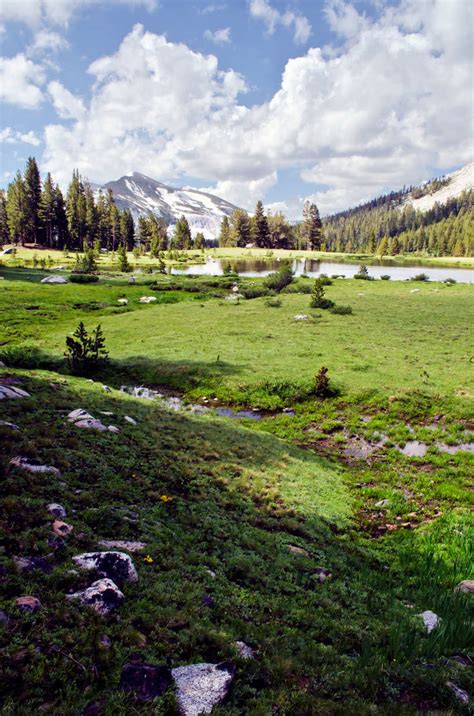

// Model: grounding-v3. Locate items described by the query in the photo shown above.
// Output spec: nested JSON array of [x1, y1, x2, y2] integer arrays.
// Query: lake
[[171, 258, 474, 283]]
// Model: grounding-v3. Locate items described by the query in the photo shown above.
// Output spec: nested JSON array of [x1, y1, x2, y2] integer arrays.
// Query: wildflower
[[143, 555, 154, 564], [160, 495, 173, 503]]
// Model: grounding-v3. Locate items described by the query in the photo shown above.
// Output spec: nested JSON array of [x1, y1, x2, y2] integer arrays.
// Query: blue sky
[[0, 0, 472, 217]]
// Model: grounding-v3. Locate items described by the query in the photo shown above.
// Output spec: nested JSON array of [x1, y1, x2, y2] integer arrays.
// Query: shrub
[[69, 273, 99, 284], [240, 285, 269, 299], [65, 321, 109, 374], [411, 273, 429, 282], [315, 366, 335, 398], [265, 297, 281, 308], [310, 278, 334, 309], [264, 263, 294, 293], [317, 274, 333, 285], [444, 277, 457, 284], [330, 305, 353, 315], [354, 264, 374, 280], [380, 274, 391, 280], [73, 248, 97, 274]]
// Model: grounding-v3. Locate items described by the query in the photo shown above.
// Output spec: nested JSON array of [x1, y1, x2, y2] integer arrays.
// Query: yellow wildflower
[[159, 495, 173, 503], [143, 555, 154, 564]]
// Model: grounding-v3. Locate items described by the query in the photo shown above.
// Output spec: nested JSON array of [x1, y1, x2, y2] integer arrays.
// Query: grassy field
[[0, 263, 473, 713]]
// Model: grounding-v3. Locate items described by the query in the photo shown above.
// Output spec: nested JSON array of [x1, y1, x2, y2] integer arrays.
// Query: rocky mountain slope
[[98, 172, 239, 239], [406, 161, 474, 212]]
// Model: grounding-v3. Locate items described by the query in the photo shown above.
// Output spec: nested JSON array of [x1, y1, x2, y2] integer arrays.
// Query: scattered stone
[[120, 661, 173, 702], [172, 662, 235, 716], [139, 296, 157, 303], [100, 411, 114, 416], [117, 298, 128, 305], [456, 580, 474, 594], [399, 440, 428, 458], [0, 608, 10, 624], [67, 409, 113, 432], [288, 544, 310, 557], [67, 578, 124, 615], [128, 276, 136, 284], [40, 276, 68, 284], [0, 360, 5, 367], [446, 681, 470, 705], [99, 635, 112, 649], [67, 408, 95, 422], [235, 641, 255, 659], [410, 288, 420, 293], [10, 456, 60, 476], [48, 536, 66, 551], [419, 610, 440, 633], [107, 425, 120, 433], [293, 314, 309, 321], [205, 568, 216, 578], [15, 596, 41, 612], [375, 499, 390, 508], [102, 385, 111, 392], [450, 654, 472, 667], [53, 520, 73, 536], [98, 540, 146, 553], [47, 503, 67, 518], [314, 566, 332, 583], [0, 385, 30, 400], [124, 415, 137, 425], [14, 556, 53, 574], [0, 420, 20, 430], [51, 265, 66, 270], [73, 551, 138, 584]]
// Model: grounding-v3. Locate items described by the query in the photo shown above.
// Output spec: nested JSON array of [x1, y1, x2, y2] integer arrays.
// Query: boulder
[[52, 520, 73, 536], [419, 610, 440, 633], [67, 409, 117, 433], [235, 641, 255, 660], [124, 415, 137, 425], [446, 681, 470, 705], [139, 296, 157, 304], [40, 275, 68, 284], [0, 385, 30, 400], [456, 580, 474, 594], [128, 276, 136, 284], [172, 662, 235, 716], [10, 456, 60, 476], [314, 566, 332, 583], [293, 314, 309, 321], [14, 556, 53, 574], [68, 409, 94, 422], [0, 420, 20, 430], [120, 661, 173, 702], [15, 596, 41, 612], [107, 425, 120, 433], [67, 578, 123, 615], [117, 298, 128, 305], [73, 551, 138, 584], [98, 540, 146, 553], [288, 544, 310, 557], [47, 503, 67, 518]]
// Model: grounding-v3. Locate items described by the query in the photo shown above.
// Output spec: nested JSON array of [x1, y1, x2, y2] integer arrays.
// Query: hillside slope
[[407, 162, 474, 212]]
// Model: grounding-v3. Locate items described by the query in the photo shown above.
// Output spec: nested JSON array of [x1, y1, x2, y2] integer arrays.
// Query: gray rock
[[456, 579, 474, 594], [0, 420, 20, 431], [107, 425, 120, 433], [375, 499, 390, 508], [0, 385, 30, 400], [120, 661, 173, 701], [446, 681, 469, 705], [99, 634, 112, 649], [293, 314, 309, 321], [128, 276, 136, 284], [40, 275, 68, 284], [47, 503, 67, 519], [0, 360, 5, 368], [124, 415, 137, 425], [139, 296, 157, 303], [14, 556, 53, 574], [419, 610, 440, 633], [171, 662, 235, 716], [314, 566, 332, 583], [15, 595, 42, 612], [98, 540, 146, 553], [75, 418, 109, 432], [10, 456, 60, 476], [67, 408, 95, 422], [67, 578, 124, 615], [235, 641, 255, 660], [288, 544, 310, 557], [102, 385, 111, 392], [73, 551, 138, 584]]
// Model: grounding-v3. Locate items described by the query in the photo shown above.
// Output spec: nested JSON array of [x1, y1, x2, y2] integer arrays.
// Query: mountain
[[98, 172, 239, 239], [404, 161, 474, 212]]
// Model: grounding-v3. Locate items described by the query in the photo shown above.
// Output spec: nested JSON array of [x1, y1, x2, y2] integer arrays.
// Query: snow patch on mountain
[[97, 172, 239, 240], [406, 162, 474, 212]]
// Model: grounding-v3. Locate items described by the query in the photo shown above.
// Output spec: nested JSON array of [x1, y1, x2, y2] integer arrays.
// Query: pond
[[171, 258, 474, 283]]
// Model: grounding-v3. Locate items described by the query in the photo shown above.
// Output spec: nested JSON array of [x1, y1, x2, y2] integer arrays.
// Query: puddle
[[214, 407, 262, 421], [399, 440, 429, 457], [436, 442, 474, 455], [343, 434, 388, 459]]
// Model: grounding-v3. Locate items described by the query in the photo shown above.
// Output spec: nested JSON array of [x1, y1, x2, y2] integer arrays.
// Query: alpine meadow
[[0, 1, 473, 715]]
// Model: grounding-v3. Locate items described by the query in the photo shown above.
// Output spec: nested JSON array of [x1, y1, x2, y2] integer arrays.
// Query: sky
[[0, 0, 472, 218]]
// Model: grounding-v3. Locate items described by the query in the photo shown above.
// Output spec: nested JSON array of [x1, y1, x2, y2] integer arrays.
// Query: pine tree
[[39, 173, 56, 248], [302, 201, 323, 251], [120, 209, 135, 251], [0, 190, 10, 247], [173, 215, 192, 249], [230, 208, 251, 247], [66, 170, 87, 249], [117, 243, 130, 272], [54, 185, 69, 249], [84, 181, 97, 248], [218, 215, 232, 247], [24, 157, 42, 244], [194, 231, 205, 249], [253, 200, 270, 248], [6, 171, 28, 245]]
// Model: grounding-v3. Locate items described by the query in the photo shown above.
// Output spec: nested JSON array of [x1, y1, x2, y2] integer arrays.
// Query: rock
[[0, 608, 10, 624], [75, 418, 109, 432], [205, 568, 216, 578], [52, 520, 73, 536], [47, 503, 67, 518], [67, 578, 124, 615], [0, 360, 5, 367], [288, 544, 310, 557], [172, 662, 235, 716], [102, 385, 111, 392], [235, 641, 255, 659], [139, 296, 157, 303], [375, 499, 390, 508], [15, 596, 41, 612], [98, 540, 146, 553], [456, 580, 474, 594], [293, 314, 309, 321], [107, 425, 120, 433], [10, 456, 60, 476], [51, 265, 66, 270], [14, 556, 53, 574], [124, 415, 137, 425], [48, 536, 66, 551], [120, 661, 173, 702], [99, 635, 112, 649], [410, 288, 420, 293], [117, 298, 128, 305], [72, 551, 138, 584], [419, 610, 440, 633], [100, 411, 114, 416], [128, 276, 136, 284], [0, 420, 20, 430], [446, 681, 469, 705], [40, 275, 68, 284], [0, 385, 30, 400], [68, 409, 94, 422], [314, 566, 332, 583]]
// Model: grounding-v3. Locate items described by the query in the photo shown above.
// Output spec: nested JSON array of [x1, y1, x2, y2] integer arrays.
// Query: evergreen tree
[[39, 173, 56, 248], [302, 201, 323, 251], [6, 171, 28, 245], [218, 215, 232, 246], [120, 209, 135, 251], [117, 243, 130, 272], [24, 157, 42, 243], [173, 215, 192, 249], [252, 200, 270, 248], [54, 185, 69, 249], [66, 170, 87, 249], [230, 208, 252, 247], [0, 190, 10, 247], [267, 211, 294, 249], [194, 231, 205, 249]]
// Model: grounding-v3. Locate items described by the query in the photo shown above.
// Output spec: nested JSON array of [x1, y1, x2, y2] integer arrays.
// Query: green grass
[[0, 266, 473, 713]]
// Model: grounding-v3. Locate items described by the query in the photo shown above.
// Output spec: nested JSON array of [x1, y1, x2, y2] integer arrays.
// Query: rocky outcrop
[[67, 578, 124, 615], [171, 662, 235, 716], [40, 276, 68, 284], [67, 409, 120, 433], [0, 385, 30, 400], [456, 580, 474, 594], [47, 503, 67, 518], [72, 551, 138, 584], [98, 540, 146, 553], [10, 456, 60, 476]]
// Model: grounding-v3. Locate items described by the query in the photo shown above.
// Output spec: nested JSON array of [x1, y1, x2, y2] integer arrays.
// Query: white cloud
[[42, 1, 474, 215], [204, 27, 231, 44], [0, 54, 45, 108], [48, 80, 85, 120], [28, 29, 69, 57], [249, 0, 311, 44], [0, 127, 41, 146], [199, 3, 227, 14], [0, 0, 158, 29]]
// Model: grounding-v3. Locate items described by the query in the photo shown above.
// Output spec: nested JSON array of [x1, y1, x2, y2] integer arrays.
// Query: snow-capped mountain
[[405, 161, 474, 212], [98, 172, 239, 239]]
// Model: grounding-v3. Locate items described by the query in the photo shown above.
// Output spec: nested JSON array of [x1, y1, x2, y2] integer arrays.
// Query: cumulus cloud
[[0, 0, 157, 28], [0, 127, 41, 146], [204, 27, 231, 44], [48, 81, 86, 120], [0, 54, 45, 108], [42, 1, 474, 215], [28, 30, 69, 57], [249, 0, 311, 44]]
